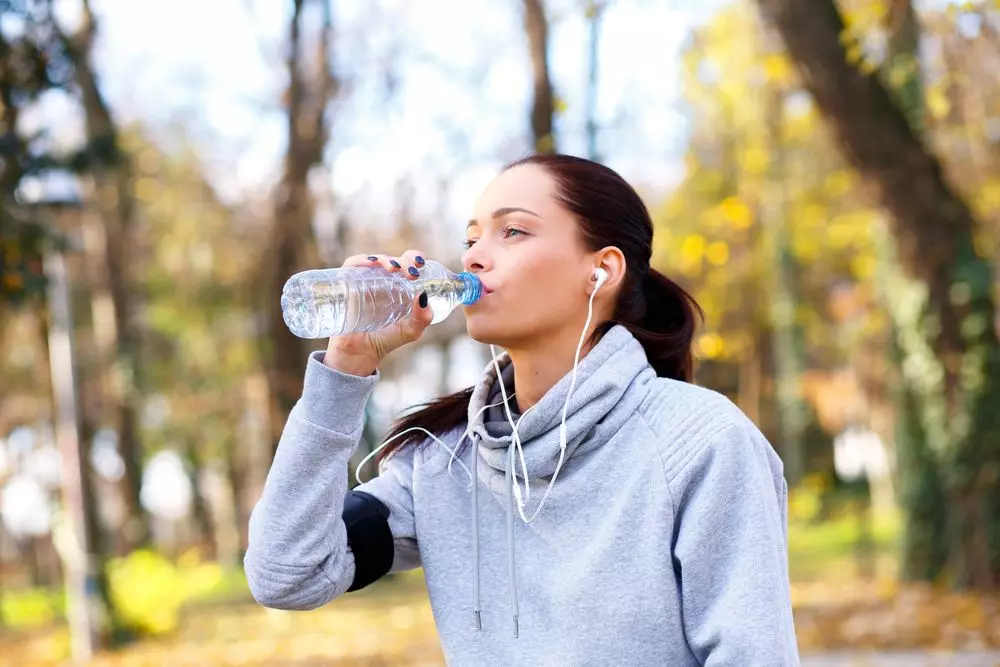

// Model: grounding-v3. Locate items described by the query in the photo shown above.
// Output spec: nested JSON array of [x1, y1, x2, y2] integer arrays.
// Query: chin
[[464, 316, 503, 346], [464, 313, 534, 350]]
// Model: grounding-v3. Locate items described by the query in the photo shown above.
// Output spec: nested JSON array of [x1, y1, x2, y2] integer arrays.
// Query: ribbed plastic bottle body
[[280, 260, 482, 339]]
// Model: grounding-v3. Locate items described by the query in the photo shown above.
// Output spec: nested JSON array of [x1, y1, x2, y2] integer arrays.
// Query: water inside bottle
[[309, 269, 410, 335]]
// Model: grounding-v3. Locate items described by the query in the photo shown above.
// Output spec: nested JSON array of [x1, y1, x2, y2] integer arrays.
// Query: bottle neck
[[457, 272, 483, 305]]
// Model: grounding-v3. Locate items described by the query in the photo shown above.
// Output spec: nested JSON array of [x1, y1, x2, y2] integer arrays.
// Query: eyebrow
[[467, 207, 540, 229]]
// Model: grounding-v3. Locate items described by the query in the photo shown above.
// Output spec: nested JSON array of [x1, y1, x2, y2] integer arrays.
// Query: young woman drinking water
[[245, 154, 800, 665]]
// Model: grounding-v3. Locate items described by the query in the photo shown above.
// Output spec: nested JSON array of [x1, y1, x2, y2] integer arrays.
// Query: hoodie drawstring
[[470, 431, 521, 639], [472, 433, 483, 631], [506, 444, 520, 638]]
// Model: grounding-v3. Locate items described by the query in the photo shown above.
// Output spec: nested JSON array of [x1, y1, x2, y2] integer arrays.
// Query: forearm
[[244, 352, 377, 608]]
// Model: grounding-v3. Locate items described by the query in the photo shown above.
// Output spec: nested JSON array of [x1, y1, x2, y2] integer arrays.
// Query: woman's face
[[462, 164, 597, 348]]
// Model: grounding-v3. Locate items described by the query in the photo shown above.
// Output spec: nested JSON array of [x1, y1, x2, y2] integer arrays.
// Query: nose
[[462, 241, 492, 274]]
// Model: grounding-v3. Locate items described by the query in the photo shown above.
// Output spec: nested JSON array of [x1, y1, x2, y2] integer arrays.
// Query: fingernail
[[419, 292, 428, 308], [390, 259, 401, 268], [415, 255, 425, 265], [408, 266, 419, 277], [367, 255, 378, 261]]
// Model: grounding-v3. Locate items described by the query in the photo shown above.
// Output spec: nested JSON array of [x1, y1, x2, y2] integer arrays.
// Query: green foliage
[[1, 586, 64, 630], [105, 549, 224, 637]]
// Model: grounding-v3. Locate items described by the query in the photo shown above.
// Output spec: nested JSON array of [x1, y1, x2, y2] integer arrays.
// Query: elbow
[[246, 577, 322, 611], [243, 552, 343, 611]]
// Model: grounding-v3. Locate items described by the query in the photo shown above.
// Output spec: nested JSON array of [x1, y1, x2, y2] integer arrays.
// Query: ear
[[588, 246, 627, 295]]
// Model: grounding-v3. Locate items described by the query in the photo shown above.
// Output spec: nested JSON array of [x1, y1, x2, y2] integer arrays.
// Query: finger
[[397, 249, 427, 280], [408, 291, 434, 332], [370, 254, 402, 273], [343, 253, 382, 268]]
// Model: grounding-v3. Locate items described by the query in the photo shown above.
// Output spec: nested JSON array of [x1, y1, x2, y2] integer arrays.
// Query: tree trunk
[[54, 0, 151, 549], [523, 0, 556, 153], [264, 0, 338, 451], [184, 440, 217, 561], [879, 0, 949, 582], [763, 86, 806, 487], [224, 435, 249, 563], [755, 0, 1000, 587]]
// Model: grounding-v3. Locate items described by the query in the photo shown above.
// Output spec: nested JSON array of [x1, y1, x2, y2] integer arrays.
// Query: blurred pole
[[584, 0, 607, 161], [44, 245, 101, 661]]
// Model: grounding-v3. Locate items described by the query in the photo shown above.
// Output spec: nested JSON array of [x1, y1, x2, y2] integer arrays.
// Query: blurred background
[[1, 0, 999, 664]]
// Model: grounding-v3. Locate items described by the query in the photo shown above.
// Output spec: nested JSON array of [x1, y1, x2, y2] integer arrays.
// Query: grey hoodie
[[245, 325, 800, 665]]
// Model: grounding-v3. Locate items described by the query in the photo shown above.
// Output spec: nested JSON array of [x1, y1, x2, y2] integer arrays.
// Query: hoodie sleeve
[[244, 351, 419, 611], [667, 421, 800, 666]]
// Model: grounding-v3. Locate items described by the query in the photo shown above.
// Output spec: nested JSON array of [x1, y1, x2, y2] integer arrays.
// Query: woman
[[245, 154, 800, 665]]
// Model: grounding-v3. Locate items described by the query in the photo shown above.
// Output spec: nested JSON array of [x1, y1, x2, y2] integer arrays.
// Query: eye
[[500, 224, 526, 239], [463, 238, 478, 250]]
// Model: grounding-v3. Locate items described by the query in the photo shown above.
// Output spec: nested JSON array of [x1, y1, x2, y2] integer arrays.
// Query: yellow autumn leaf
[[706, 240, 730, 266], [793, 235, 821, 263], [801, 202, 826, 227], [763, 54, 792, 84], [742, 146, 769, 176], [697, 332, 725, 359], [975, 180, 1000, 212], [680, 234, 706, 264], [719, 196, 752, 228], [927, 87, 951, 119], [851, 254, 877, 279], [824, 171, 854, 197]]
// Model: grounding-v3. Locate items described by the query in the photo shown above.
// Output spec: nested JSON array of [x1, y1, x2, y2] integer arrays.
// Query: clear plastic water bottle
[[281, 260, 483, 338]]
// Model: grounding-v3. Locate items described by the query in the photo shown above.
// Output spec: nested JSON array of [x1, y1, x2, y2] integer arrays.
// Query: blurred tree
[[658, 4, 875, 481], [755, 0, 1000, 588], [0, 1, 122, 647], [52, 0, 152, 549], [262, 0, 339, 452], [523, 0, 556, 153], [761, 78, 807, 487], [126, 126, 263, 563], [0, 2, 66, 309], [878, 0, 948, 584]]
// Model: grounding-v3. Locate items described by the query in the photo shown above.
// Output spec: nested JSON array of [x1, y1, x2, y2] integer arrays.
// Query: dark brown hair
[[376, 154, 702, 464]]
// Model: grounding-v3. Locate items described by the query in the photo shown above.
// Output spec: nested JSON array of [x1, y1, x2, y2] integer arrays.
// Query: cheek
[[506, 254, 585, 313], [505, 243, 580, 288]]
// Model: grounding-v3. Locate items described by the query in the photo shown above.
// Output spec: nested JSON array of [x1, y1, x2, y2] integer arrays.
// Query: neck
[[504, 324, 599, 412]]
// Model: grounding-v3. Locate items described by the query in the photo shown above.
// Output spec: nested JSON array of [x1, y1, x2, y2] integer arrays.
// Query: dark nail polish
[[415, 255, 425, 265], [390, 259, 401, 268], [419, 292, 428, 309], [367, 255, 378, 261], [408, 266, 419, 277]]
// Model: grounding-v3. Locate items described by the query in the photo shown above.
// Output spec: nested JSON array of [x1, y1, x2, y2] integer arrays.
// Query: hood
[[467, 324, 655, 480]]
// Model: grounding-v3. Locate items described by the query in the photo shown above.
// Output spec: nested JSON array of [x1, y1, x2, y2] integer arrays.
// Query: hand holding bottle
[[322, 250, 435, 376]]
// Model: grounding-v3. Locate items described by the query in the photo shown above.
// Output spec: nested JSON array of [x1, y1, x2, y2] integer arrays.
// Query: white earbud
[[593, 267, 608, 290]]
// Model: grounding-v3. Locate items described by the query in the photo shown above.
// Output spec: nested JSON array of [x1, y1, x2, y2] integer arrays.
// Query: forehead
[[474, 164, 558, 214]]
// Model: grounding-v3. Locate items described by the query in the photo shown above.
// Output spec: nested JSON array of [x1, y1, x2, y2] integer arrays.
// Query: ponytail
[[376, 386, 472, 467], [594, 267, 702, 383]]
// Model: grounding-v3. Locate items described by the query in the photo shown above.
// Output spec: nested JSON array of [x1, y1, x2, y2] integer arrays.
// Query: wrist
[[323, 344, 380, 377]]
